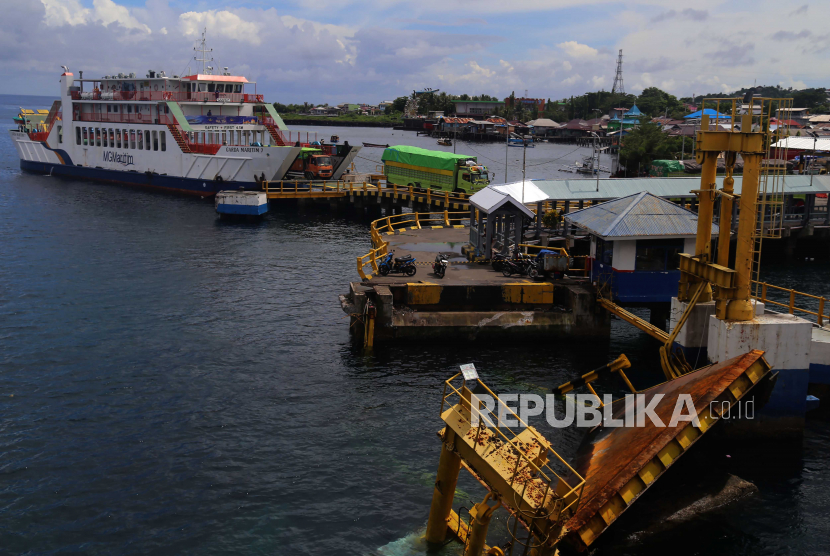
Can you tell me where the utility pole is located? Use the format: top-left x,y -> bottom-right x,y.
522,139 -> 527,202
811,135 -> 817,186
504,121 -> 509,183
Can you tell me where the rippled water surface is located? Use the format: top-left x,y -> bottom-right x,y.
1,95 -> 828,555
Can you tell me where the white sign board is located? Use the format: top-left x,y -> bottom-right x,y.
460,363 -> 478,381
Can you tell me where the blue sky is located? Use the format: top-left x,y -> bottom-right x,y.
2,0 -> 827,104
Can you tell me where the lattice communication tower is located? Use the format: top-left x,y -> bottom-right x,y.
611,49 -> 625,95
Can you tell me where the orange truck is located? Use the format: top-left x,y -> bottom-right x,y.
288,148 -> 333,180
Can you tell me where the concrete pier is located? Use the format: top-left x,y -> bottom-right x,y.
340,226 -> 608,343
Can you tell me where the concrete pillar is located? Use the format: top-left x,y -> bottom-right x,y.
708,313 -> 813,436
670,298 -> 764,366
810,327 -> 830,387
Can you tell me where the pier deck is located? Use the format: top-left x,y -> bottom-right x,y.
342,225 -> 608,344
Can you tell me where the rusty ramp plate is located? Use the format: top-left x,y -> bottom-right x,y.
562,349 -> 773,550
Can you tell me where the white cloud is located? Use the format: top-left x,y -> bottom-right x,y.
7,0 -> 830,104
93,0 -> 150,32
179,10 -> 262,45
557,41 -> 598,58
41,0 -> 151,32
41,0 -> 89,26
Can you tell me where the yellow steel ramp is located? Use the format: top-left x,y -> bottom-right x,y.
561,349 -> 774,550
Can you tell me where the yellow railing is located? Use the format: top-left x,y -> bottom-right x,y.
357,211 -> 469,280
262,179 -> 472,204
441,373 -> 586,523
753,281 -> 830,327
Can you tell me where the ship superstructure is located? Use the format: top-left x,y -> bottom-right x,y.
10,34 -> 359,195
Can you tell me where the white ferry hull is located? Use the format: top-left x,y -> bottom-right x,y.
10,130 -> 301,196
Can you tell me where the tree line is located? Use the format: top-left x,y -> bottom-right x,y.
274,85 -> 827,121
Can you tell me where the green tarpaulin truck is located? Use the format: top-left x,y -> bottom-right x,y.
381,145 -> 490,193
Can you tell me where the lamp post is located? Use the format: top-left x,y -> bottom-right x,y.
522,138 -> 527,203
504,120 -> 509,183
589,131 -> 600,192
811,135 -> 817,187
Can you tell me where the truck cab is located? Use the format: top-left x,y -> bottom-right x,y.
289,149 -> 334,180
456,163 -> 489,193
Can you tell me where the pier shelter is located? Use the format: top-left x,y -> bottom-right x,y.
468,187 -> 535,260
565,192 -> 719,303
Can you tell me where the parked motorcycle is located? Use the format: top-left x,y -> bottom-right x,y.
378,251 -> 417,277
491,253 -> 509,272
433,254 -> 448,278
501,254 -> 539,278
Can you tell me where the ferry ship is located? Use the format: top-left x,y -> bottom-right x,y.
9,33 -> 360,196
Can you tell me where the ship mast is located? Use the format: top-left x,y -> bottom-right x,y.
194,28 -> 214,75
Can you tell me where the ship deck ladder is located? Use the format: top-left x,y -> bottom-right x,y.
166,124 -> 191,153
263,123 -> 286,146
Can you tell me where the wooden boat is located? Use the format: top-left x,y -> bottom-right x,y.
437,139 -> 452,146
362,142 -> 390,148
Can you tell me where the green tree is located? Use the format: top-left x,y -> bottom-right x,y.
392,96 -> 408,113
619,123 -> 684,176
636,87 -> 683,118
792,88 -> 828,109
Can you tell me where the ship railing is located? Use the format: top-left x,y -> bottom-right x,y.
70,91 -> 264,103
752,280 -> 830,327
258,120 -> 319,146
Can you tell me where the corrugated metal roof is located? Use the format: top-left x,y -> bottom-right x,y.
491,181 -> 549,203
770,137 -> 830,151
517,175 -> 830,202
563,192 -> 719,239
469,188 -> 536,218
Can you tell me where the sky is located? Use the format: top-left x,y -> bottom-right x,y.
2,0 -> 828,105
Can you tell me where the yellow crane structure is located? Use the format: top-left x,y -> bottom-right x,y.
603,97 -> 792,379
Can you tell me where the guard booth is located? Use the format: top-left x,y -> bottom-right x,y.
565,192 -> 719,303
468,187 -> 536,260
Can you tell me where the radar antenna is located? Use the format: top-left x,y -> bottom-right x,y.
194,28 -> 214,75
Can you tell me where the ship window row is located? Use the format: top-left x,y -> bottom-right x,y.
189,83 -> 243,94
76,126 -> 166,151
105,104 -> 167,114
